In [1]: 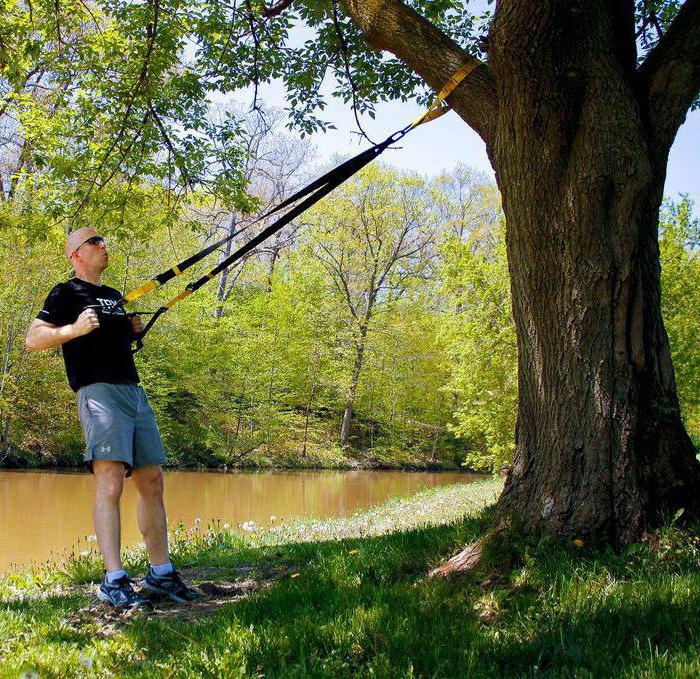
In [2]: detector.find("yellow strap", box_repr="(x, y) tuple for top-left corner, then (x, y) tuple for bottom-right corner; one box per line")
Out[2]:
(411, 59), (481, 129)
(172, 264), (183, 276)
(123, 279), (159, 303)
(164, 289), (193, 309)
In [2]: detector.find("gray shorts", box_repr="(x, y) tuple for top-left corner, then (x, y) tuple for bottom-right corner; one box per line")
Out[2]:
(77, 382), (166, 476)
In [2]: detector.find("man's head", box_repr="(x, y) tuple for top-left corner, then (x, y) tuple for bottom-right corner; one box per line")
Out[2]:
(65, 227), (108, 274)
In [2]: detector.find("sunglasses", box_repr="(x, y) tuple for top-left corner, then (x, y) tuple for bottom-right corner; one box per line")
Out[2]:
(75, 236), (106, 251)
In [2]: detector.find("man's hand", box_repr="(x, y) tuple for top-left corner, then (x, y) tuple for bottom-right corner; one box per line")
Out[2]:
(72, 308), (100, 337)
(130, 314), (144, 336)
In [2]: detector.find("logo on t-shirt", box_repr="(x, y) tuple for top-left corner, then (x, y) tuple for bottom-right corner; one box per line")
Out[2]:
(96, 298), (125, 316)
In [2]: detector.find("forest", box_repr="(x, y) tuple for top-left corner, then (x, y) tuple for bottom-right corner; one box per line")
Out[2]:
(1, 105), (697, 472)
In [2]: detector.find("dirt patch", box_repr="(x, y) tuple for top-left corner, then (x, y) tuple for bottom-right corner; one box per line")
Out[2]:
(68, 562), (297, 628)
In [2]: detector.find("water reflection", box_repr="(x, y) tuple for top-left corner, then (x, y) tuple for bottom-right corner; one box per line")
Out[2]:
(0, 469), (485, 573)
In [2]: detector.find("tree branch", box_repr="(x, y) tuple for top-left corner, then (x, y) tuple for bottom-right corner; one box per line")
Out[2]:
(638, 0), (700, 158)
(339, 0), (498, 146)
(262, 0), (295, 18)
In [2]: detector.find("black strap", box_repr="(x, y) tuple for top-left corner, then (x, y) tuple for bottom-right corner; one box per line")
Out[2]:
(128, 125), (412, 297)
(131, 125), (413, 351)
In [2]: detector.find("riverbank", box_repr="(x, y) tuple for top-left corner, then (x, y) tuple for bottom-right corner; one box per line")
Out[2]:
(0, 437), (471, 472)
(2, 478), (699, 677)
(0, 458), (468, 473)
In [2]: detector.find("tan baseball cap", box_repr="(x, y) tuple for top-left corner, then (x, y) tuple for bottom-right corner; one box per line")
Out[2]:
(65, 227), (100, 260)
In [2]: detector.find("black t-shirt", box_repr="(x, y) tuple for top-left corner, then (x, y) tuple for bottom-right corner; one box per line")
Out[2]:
(37, 278), (140, 392)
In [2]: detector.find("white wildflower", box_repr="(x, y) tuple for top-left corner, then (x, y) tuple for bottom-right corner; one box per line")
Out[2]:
(79, 655), (94, 669)
(87, 535), (97, 542)
(222, 523), (230, 530)
(194, 518), (202, 525)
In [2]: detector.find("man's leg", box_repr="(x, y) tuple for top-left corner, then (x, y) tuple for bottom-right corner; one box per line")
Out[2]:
(92, 460), (126, 572)
(131, 464), (169, 566)
(132, 464), (201, 602)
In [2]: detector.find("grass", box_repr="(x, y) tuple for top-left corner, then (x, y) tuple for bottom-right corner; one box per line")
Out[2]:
(1, 477), (699, 677)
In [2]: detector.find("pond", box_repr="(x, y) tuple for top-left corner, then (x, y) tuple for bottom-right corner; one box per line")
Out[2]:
(0, 469), (486, 573)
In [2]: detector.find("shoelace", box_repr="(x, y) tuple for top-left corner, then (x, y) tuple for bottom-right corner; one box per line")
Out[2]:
(109, 576), (142, 602)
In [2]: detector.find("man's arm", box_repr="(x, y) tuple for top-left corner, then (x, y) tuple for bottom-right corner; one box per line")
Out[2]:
(26, 308), (99, 352)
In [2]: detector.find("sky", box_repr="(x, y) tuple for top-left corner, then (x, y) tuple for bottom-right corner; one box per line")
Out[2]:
(242, 82), (700, 209)
(210, 0), (699, 210)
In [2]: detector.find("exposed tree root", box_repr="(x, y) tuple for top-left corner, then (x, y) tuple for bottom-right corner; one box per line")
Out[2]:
(429, 539), (485, 577)
(429, 519), (514, 578)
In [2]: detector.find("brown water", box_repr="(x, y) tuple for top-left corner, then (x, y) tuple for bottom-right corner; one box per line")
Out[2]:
(0, 469), (484, 573)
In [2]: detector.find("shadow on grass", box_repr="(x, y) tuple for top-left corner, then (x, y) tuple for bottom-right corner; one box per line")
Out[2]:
(122, 513), (700, 676)
(3, 509), (699, 677)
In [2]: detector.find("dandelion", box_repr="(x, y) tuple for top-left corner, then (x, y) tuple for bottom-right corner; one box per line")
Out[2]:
(348, 549), (360, 555)
(223, 523), (230, 530)
(573, 539), (585, 547)
(242, 521), (256, 532)
(79, 656), (94, 669)
(270, 515), (276, 522)
(20, 671), (38, 679)
(194, 518), (202, 525)
(290, 573), (300, 579)
(80, 551), (89, 557)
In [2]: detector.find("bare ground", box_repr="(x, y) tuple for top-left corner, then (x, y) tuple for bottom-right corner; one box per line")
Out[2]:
(66, 562), (297, 630)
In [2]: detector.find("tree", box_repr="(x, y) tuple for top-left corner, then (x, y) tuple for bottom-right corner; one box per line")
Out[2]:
(306, 164), (436, 445)
(0, 0), (253, 231)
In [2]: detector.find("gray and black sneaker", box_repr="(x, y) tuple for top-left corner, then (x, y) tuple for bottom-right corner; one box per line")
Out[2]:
(97, 575), (153, 610)
(142, 569), (201, 603)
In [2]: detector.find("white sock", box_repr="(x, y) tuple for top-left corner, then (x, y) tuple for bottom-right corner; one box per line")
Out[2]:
(150, 562), (174, 576)
(105, 569), (127, 584)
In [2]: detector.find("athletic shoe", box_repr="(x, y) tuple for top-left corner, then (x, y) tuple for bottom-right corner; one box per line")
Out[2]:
(142, 569), (201, 602)
(97, 575), (153, 610)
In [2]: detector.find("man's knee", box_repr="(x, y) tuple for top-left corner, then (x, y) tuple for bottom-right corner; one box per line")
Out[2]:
(133, 465), (164, 499)
(93, 461), (126, 502)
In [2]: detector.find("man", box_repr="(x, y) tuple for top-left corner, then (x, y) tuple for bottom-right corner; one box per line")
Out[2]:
(26, 227), (199, 610)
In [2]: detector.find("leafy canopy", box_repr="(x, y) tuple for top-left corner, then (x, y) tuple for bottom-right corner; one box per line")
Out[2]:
(1, 0), (694, 231)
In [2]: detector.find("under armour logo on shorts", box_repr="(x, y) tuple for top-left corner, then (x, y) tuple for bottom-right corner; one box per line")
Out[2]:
(100, 445), (112, 453)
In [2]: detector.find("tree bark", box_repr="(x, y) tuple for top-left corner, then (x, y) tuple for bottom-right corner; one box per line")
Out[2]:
(340, 330), (367, 446)
(487, 1), (700, 544)
(339, 0), (700, 545)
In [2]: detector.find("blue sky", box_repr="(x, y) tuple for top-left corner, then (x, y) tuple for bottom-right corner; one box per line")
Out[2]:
(225, 0), (699, 211)
(247, 85), (699, 209)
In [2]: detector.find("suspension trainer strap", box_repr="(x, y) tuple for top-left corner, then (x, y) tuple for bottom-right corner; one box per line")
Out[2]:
(128, 61), (481, 351)
(131, 130), (406, 351)
(410, 59), (482, 129)
(123, 134), (407, 305)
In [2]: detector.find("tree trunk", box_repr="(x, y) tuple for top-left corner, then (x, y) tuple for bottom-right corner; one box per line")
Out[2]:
(340, 334), (366, 446)
(339, 0), (700, 546)
(487, 3), (700, 545)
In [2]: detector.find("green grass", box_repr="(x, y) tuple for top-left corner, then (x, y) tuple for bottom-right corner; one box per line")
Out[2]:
(1, 478), (699, 678)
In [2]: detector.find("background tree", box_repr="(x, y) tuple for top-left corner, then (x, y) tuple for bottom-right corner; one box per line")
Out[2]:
(305, 164), (437, 445)
(440, 216), (517, 474)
